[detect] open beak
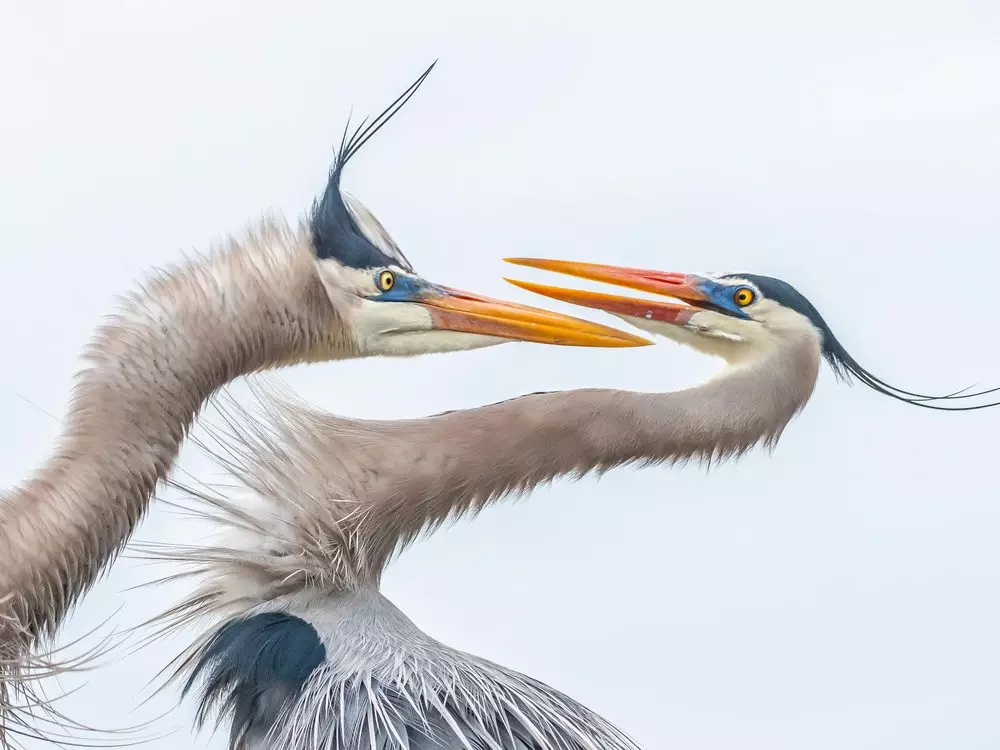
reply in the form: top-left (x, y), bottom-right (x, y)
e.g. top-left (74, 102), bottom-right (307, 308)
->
top-left (416, 283), bottom-right (652, 347)
top-left (502, 258), bottom-right (709, 326)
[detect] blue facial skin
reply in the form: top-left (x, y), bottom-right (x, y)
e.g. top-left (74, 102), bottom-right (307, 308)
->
top-left (371, 272), bottom-right (438, 303)
top-left (696, 278), bottom-right (754, 319)
top-left (372, 272), bottom-right (465, 307)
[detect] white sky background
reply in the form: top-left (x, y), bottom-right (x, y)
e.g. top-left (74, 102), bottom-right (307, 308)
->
top-left (2, 0), bottom-right (1000, 747)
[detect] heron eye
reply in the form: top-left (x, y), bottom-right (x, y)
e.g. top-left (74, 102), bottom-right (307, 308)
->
top-left (378, 270), bottom-right (395, 292)
top-left (733, 287), bottom-right (756, 307)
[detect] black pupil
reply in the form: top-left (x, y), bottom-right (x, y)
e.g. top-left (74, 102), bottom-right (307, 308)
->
top-left (383, 273), bottom-right (393, 288)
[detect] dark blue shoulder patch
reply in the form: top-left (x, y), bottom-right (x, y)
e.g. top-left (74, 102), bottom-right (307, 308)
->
top-left (185, 612), bottom-right (326, 749)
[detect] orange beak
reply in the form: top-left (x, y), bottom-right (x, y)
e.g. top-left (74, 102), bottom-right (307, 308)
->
top-left (502, 258), bottom-right (711, 326)
top-left (417, 282), bottom-right (652, 347)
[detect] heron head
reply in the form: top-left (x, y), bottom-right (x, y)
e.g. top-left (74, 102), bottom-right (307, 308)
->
top-left (306, 65), bottom-right (648, 358)
top-left (504, 258), bottom-right (1000, 411)
top-left (503, 259), bottom-right (820, 362)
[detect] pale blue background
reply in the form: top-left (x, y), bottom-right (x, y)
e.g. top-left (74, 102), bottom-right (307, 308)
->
top-left (2, 1), bottom-right (999, 747)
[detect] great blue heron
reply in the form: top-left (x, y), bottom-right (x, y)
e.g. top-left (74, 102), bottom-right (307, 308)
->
top-left (146, 258), bottom-right (998, 749)
top-left (0, 65), bottom-right (646, 747)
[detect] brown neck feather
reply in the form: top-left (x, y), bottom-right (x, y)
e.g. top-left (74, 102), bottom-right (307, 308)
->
top-left (164, 325), bottom-right (822, 605)
top-left (0, 220), bottom-right (346, 743)
top-left (368, 330), bottom-right (822, 573)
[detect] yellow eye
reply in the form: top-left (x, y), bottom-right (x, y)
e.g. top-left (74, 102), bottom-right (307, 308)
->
top-left (378, 270), bottom-right (395, 292)
top-left (733, 287), bottom-right (756, 307)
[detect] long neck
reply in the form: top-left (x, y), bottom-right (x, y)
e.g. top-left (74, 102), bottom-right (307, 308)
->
top-left (187, 328), bottom-right (822, 591)
top-left (0, 222), bottom-right (339, 648)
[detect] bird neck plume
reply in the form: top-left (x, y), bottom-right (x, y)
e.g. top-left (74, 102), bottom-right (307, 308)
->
top-left (144, 325), bottom-right (822, 632)
top-left (0, 219), bottom-right (345, 744)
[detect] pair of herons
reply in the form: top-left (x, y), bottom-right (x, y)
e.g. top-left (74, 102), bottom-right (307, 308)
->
top-left (1, 64), bottom-right (995, 750)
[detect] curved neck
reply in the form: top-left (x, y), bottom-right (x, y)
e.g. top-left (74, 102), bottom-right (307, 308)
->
top-left (0, 223), bottom-right (338, 645)
top-left (368, 331), bottom-right (822, 563)
top-left (188, 327), bottom-right (822, 591)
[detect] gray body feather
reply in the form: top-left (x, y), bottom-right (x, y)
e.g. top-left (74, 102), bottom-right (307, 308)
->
top-left (190, 590), bottom-right (639, 750)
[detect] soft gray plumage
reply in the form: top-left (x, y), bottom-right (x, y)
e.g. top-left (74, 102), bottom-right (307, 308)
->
top-left (212, 589), bottom-right (637, 750)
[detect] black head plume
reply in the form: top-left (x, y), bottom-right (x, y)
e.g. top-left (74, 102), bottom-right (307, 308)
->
top-left (727, 273), bottom-right (1000, 412)
top-left (310, 62), bottom-right (437, 272)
